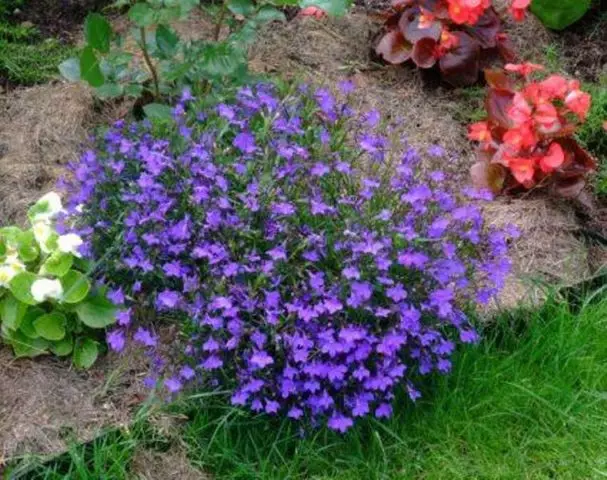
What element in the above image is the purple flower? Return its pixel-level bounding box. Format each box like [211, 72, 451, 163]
[347, 281, 372, 307]
[328, 413, 353, 433]
[156, 290, 181, 310]
[164, 377, 182, 393]
[233, 132, 257, 154]
[107, 288, 125, 305]
[134, 328, 157, 348]
[107, 329, 125, 352]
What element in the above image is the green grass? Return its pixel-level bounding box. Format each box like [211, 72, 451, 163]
[11, 295, 607, 479]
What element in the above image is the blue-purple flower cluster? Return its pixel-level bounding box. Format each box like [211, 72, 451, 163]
[61, 82, 514, 432]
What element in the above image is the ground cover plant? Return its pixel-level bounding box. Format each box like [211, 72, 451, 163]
[468, 64, 597, 197]
[530, 0, 592, 30]
[0, 2, 74, 87]
[60, 80, 516, 432]
[0, 193, 118, 367]
[13, 294, 607, 478]
[374, 0, 530, 87]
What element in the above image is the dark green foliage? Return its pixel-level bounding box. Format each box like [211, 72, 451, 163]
[531, 0, 592, 30]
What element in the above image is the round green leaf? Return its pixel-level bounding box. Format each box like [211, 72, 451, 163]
[60, 270, 91, 304]
[0, 294, 27, 331]
[75, 293, 117, 328]
[9, 272, 39, 306]
[20, 307, 45, 339]
[41, 252, 73, 277]
[143, 103, 173, 120]
[59, 57, 81, 82]
[80, 46, 105, 88]
[34, 312, 67, 341]
[95, 83, 124, 99]
[228, 0, 256, 16]
[50, 335, 74, 357]
[129, 3, 157, 27]
[17, 230, 40, 263]
[254, 6, 287, 23]
[10, 330, 50, 357]
[530, 0, 591, 30]
[73, 337, 99, 369]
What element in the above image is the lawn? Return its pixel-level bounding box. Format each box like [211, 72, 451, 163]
[11, 295, 607, 479]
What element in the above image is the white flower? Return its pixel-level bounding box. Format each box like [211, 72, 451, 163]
[32, 191, 63, 222]
[57, 233, 83, 257]
[31, 278, 63, 303]
[32, 219, 53, 253]
[0, 265, 16, 287]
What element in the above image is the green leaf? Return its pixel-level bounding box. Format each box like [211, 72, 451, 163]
[228, 0, 255, 16]
[60, 270, 91, 304]
[95, 83, 124, 98]
[40, 252, 74, 277]
[254, 6, 286, 23]
[9, 272, 39, 306]
[75, 293, 117, 329]
[143, 103, 173, 120]
[299, 0, 350, 16]
[124, 84, 144, 97]
[20, 307, 45, 339]
[85, 13, 112, 53]
[0, 294, 27, 330]
[129, 3, 157, 27]
[156, 24, 179, 57]
[34, 312, 66, 341]
[50, 335, 74, 356]
[11, 330, 49, 357]
[59, 57, 81, 81]
[17, 230, 39, 263]
[530, 0, 591, 30]
[73, 337, 99, 369]
[197, 42, 246, 78]
[1, 226, 24, 249]
[80, 46, 105, 88]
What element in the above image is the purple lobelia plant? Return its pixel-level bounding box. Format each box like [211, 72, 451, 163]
[61, 81, 515, 432]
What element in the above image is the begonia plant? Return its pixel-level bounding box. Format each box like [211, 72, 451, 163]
[375, 0, 530, 87]
[62, 81, 515, 431]
[0, 193, 118, 367]
[469, 64, 597, 197]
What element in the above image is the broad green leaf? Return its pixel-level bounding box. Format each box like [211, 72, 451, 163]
[50, 335, 74, 356]
[9, 272, 38, 306]
[254, 6, 287, 23]
[73, 337, 99, 369]
[60, 270, 91, 304]
[59, 57, 81, 81]
[0, 238, 5, 257]
[143, 103, 173, 120]
[228, 0, 256, 16]
[156, 6, 182, 22]
[129, 3, 157, 27]
[197, 42, 246, 78]
[1, 226, 24, 249]
[156, 24, 179, 57]
[268, 0, 298, 5]
[17, 230, 39, 263]
[11, 330, 49, 357]
[34, 312, 66, 341]
[80, 46, 105, 88]
[41, 252, 74, 277]
[531, 0, 591, 30]
[0, 294, 27, 330]
[124, 84, 144, 97]
[75, 293, 117, 328]
[299, 0, 351, 16]
[95, 83, 124, 98]
[20, 307, 45, 339]
[85, 13, 112, 53]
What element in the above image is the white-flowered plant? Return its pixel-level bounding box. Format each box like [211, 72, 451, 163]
[0, 193, 117, 368]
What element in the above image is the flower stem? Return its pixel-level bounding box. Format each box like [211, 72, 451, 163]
[139, 27, 160, 99]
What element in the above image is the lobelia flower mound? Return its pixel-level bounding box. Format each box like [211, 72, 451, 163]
[62, 82, 515, 432]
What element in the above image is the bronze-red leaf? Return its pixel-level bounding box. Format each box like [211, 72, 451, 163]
[439, 32, 481, 87]
[399, 7, 442, 43]
[375, 30, 413, 64]
[412, 37, 438, 68]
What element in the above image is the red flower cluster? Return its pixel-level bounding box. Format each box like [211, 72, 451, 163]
[469, 65, 596, 197]
[375, 0, 529, 86]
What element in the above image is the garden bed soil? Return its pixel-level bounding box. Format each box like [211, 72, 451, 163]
[0, 7, 605, 465]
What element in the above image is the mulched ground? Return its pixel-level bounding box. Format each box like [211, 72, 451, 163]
[556, 1, 607, 83]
